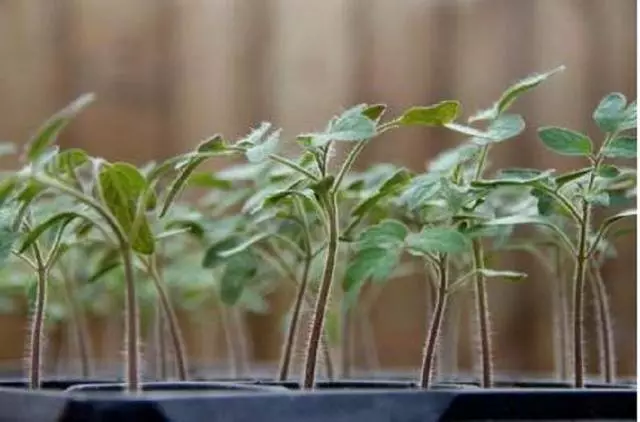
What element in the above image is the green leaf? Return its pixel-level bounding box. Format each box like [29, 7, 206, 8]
[24, 93, 95, 163]
[472, 114, 526, 145]
[17, 212, 82, 254]
[398, 100, 460, 126]
[303, 105, 378, 147]
[0, 219, 18, 267]
[472, 169, 554, 187]
[598, 209, 636, 239]
[344, 247, 401, 293]
[538, 127, 592, 156]
[405, 227, 470, 255]
[495, 66, 565, 115]
[593, 93, 627, 133]
[97, 162, 155, 254]
[399, 173, 441, 211]
[619, 101, 636, 131]
[357, 219, 409, 249]
[351, 168, 412, 217]
[216, 233, 270, 258]
[555, 167, 593, 187]
[597, 164, 620, 178]
[186, 172, 233, 190]
[219, 251, 258, 305]
[246, 128, 282, 163]
[602, 136, 636, 159]
[428, 143, 480, 173]
[362, 104, 387, 122]
[202, 237, 239, 268]
[197, 134, 227, 153]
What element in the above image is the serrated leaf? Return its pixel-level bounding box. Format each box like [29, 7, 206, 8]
[593, 93, 627, 133]
[399, 101, 460, 126]
[97, 163, 154, 254]
[357, 219, 409, 249]
[405, 227, 470, 255]
[538, 127, 592, 156]
[495, 66, 565, 115]
[602, 136, 636, 159]
[24, 93, 95, 163]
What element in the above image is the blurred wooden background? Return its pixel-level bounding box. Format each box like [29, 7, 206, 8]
[0, 0, 636, 380]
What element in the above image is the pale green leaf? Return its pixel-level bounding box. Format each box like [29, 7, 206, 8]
[602, 136, 636, 159]
[399, 100, 460, 126]
[405, 227, 470, 255]
[538, 127, 592, 156]
[593, 93, 627, 133]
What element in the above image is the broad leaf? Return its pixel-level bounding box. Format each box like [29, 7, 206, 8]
[97, 163, 155, 254]
[219, 250, 258, 305]
[399, 173, 441, 211]
[24, 93, 95, 163]
[602, 136, 636, 159]
[405, 227, 470, 255]
[351, 168, 411, 217]
[472, 114, 525, 145]
[398, 101, 460, 126]
[362, 104, 387, 122]
[619, 101, 636, 131]
[597, 164, 620, 178]
[303, 105, 377, 146]
[246, 128, 282, 163]
[538, 127, 592, 156]
[593, 93, 628, 133]
[344, 247, 401, 293]
[358, 219, 409, 249]
[202, 237, 239, 269]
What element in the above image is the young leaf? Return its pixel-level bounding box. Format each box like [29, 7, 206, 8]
[202, 237, 239, 269]
[17, 212, 83, 254]
[538, 127, 592, 156]
[351, 168, 412, 217]
[216, 233, 271, 258]
[472, 114, 525, 145]
[24, 93, 95, 163]
[555, 167, 593, 187]
[246, 129, 282, 163]
[398, 100, 460, 126]
[619, 101, 636, 131]
[344, 247, 401, 293]
[495, 66, 565, 116]
[0, 219, 18, 267]
[97, 163, 155, 254]
[399, 173, 441, 211]
[405, 227, 470, 255]
[597, 164, 621, 178]
[597, 209, 636, 241]
[362, 104, 387, 122]
[302, 105, 377, 146]
[593, 93, 627, 133]
[358, 219, 409, 249]
[602, 136, 636, 159]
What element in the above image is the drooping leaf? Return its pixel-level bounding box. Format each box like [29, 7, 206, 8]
[593, 92, 628, 133]
[97, 162, 155, 254]
[405, 227, 470, 255]
[602, 136, 636, 159]
[24, 93, 95, 163]
[538, 127, 593, 156]
[398, 100, 460, 126]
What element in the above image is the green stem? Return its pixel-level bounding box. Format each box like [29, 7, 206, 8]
[121, 247, 141, 393]
[588, 259, 615, 384]
[552, 245, 570, 382]
[302, 194, 339, 389]
[419, 256, 449, 388]
[28, 263, 48, 390]
[154, 302, 168, 380]
[146, 255, 189, 381]
[60, 265, 92, 379]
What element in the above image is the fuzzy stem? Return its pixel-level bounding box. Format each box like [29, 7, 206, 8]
[588, 259, 615, 384]
[420, 256, 449, 388]
[302, 194, 339, 389]
[321, 331, 335, 380]
[28, 264, 48, 390]
[277, 254, 311, 381]
[121, 247, 141, 393]
[472, 239, 492, 388]
[147, 256, 189, 381]
[552, 245, 570, 382]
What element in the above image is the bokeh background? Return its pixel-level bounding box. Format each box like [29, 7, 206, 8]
[0, 0, 636, 380]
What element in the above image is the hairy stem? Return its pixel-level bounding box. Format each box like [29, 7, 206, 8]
[147, 255, 189, 381]
[420, 256, 449, 388]
[472, 239, 492, 388]
[28, 264, 48, 390]
[588, 260, 615, 383]
[121, 247, 141, 393]
[277, 255, 312, 381]
[552, 245, 570, 382]
[302, 195, 339, 389]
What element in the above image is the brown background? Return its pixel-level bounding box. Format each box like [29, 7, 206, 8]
[0, 0, 636, 380]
